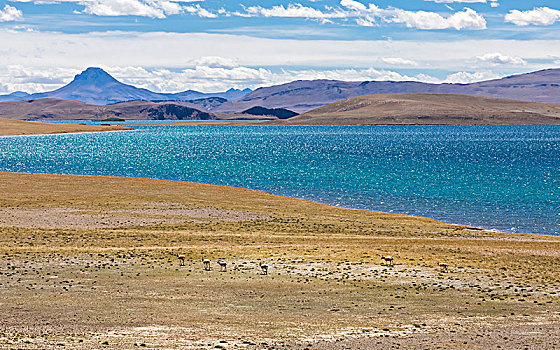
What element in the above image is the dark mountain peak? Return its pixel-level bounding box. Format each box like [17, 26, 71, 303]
[72, 67, 118, 85]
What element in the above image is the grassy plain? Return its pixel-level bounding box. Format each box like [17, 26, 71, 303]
[0, 117, 132, 136]
[0, 172, 559, 349]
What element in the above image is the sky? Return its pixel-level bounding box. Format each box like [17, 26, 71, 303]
[0, 0, 559, 93]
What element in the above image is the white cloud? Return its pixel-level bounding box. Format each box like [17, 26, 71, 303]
[505, 7, 560, 26]
[233, 2, 487, 31]
[476, 53, 527, 66]
[0, 5, 23, 22]
[355, 17, 375, 26]
[381, 57, 418, 66]
[82, 0, 185, 18]
[388, 7, 486, 30]
[240, 3, 346, 19]
[10, 0, 202, 18]
[445, 71, 499, 84]
[188, 56, 240, 69]
[340, 0, 367, 11]
[425, 0, 499, 6]
[184, 4, 218, 18]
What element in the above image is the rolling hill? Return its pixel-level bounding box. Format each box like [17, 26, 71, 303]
[216, 69, 560, 113]
[276, 93, 560, 125]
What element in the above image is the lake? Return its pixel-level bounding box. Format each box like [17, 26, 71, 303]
[0, 124, 558, 235]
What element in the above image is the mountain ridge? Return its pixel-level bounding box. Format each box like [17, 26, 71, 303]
[215, 69, 560, 113]
[0, 67, 251, 105]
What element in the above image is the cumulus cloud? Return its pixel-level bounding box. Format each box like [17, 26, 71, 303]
[476, 53, 527, 66]
[239, 3, 346, 19]
[505, 7, 560, 26]
[233, 2, 487, 30]
[183, 4, 218, 18]
[387, 7, 486, 30]
[82, 0, 187, 18]
[445, 70, 499, 84]
[10, 0, 203, 18]
[0, 5, 23, 22]
[425, 0, 499, 6]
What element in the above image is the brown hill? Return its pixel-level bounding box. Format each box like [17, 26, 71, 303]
[0, 117, 132, 136]
[277, 93, 560, 125]
[0, 98, 216, 121]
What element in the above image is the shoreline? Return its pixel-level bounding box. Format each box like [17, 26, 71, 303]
[2, 170, 556, 239]
[0, 118, 134, 137]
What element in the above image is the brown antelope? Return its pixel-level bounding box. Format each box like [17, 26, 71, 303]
[178, 254, 185, 266]
[259, 263, 268, 275]
[202, 258, 211, 271]
[381, 255, 394, 266]
[218, 260, 227, 272]
[438, 262, 448, 272]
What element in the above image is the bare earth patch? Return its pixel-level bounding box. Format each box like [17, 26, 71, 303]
[0, 206, 270, 229]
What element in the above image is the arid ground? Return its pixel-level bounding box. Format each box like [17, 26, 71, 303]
[0, 172, 559, 349]
[0, 117, 132, 136]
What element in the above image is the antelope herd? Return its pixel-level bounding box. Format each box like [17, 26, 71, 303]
[176, 255, 449, 274]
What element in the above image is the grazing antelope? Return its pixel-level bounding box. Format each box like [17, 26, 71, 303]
[381, 255, 394, 266]
[218, 260, 227, 272]
[202, 258, 211, 271]
[259, 263, 268, 275]
[178, 254, 185, 266]
[438, 262, 448, 272]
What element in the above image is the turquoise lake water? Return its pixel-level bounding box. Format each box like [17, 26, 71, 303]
[0, 124, 558, 235]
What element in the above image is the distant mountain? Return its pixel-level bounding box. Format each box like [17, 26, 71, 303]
[0, 91, 31, 102]
[170, 88, 252, 102]
[272, 93, 560, 125]
[215, 69, 560, 113]
[0, 67, 251, 105]
[0, 98, 217, 121]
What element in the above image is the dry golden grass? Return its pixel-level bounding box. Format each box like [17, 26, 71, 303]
[0, 117, 132, 136]
[1, 172, 559, 349]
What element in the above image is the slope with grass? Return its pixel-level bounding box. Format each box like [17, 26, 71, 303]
[0, 172, 559, 349]
[278, 93, 560, 125]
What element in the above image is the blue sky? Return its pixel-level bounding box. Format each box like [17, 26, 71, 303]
[0, 0, 559, 93]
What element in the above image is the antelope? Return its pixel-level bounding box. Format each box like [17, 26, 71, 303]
[259, 262, 268, 275]
[178, 254, 185, 266]
[202, 258, 211, 271]
[438, 262, 448, 272]
[218, 260, 227, 272]
[381, 255, 394, 266]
